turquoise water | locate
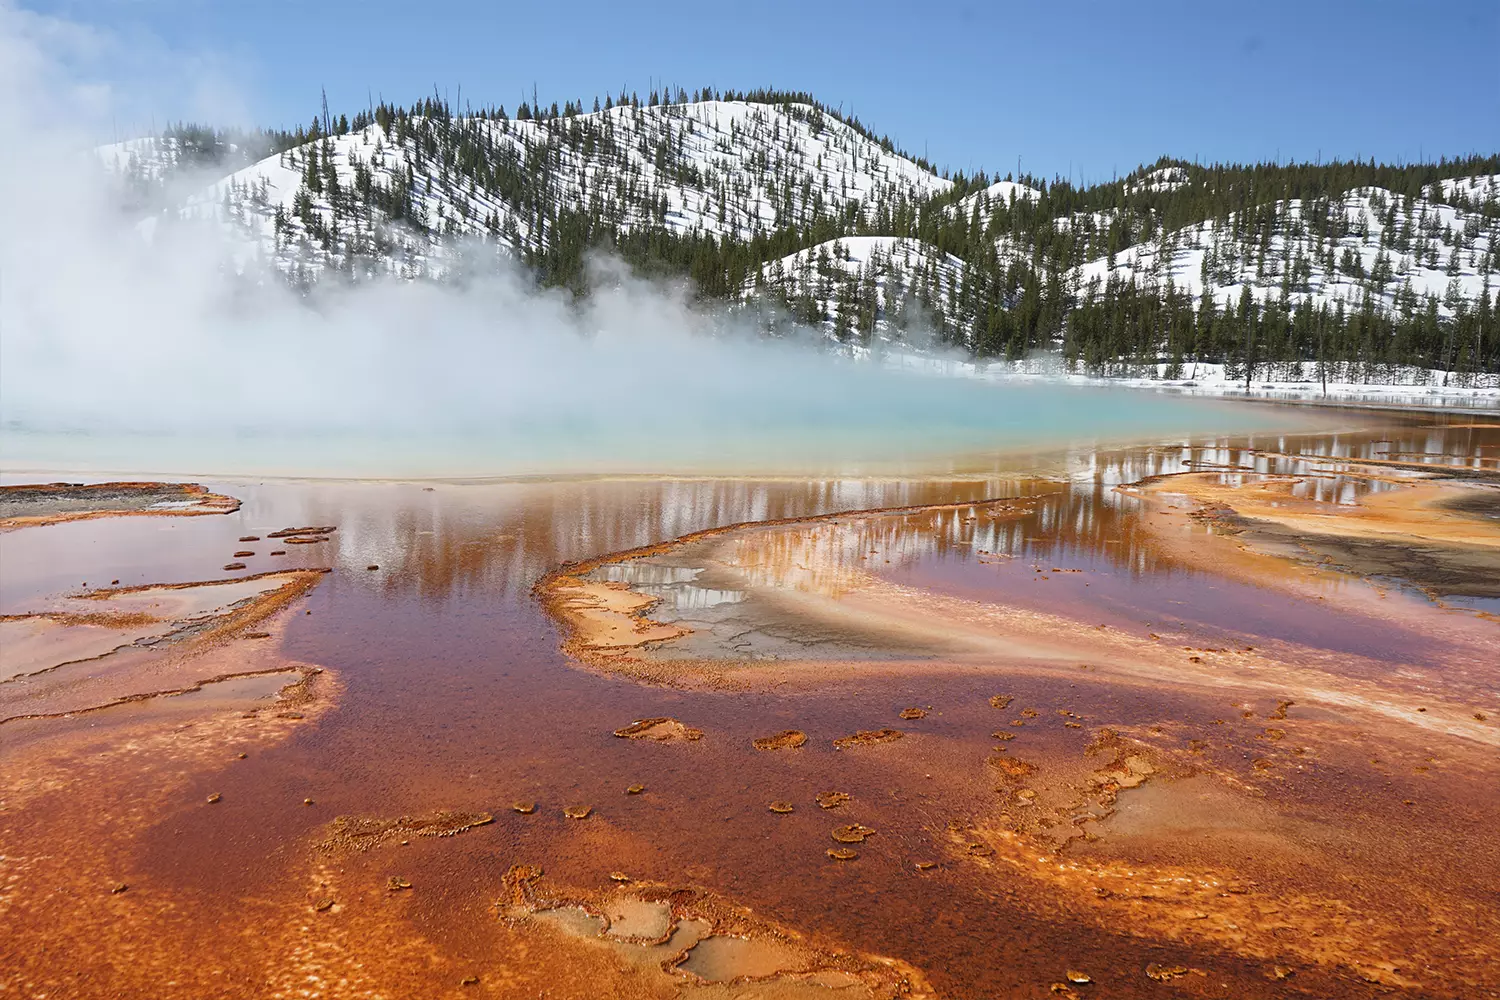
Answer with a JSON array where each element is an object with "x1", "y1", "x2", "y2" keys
[{"x1": 0, "y1": 374, "x2": 1294, "y2": 479}]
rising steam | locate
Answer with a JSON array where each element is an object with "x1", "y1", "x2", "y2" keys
[{"x1": 0, "y1": 4, "x2": 1278, "y2": 478}]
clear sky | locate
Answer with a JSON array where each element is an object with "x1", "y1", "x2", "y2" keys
[{"x1": 22, "y1": 0, "x2": 1500, "y2": 182}]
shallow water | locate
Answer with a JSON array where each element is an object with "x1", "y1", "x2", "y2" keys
[{"x1": 2, "y1": 409, "x2": 1498, "y2": 999}]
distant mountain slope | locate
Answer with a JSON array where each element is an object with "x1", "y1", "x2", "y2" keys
[
  {"x1": 1069, "y1": 179, "x2": 1498, "y2": 318},
  {"x1": 746, "y1": 236, "x2": 967, "y2": 344},
  {"x1": 138, "y1": 100, "x2": 949, "y2": 283},
  {"x1": 98, "y1": 95, "x2": 1500, "y2": 377}
]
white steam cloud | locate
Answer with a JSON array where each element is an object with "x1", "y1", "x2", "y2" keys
[{"x1": 0, "y1": 4, "x2": 1275, "y2": 479}]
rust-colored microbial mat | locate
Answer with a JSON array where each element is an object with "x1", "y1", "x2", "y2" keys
[{"x1": 2, "y1": 415, "x2": 1499, "y2": 999}]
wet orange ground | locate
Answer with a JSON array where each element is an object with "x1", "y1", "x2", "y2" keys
[{"x1": 2, "y1": 411, "x2": 1498, "y2": 999}]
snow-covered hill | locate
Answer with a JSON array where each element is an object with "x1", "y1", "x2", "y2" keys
[
  {"x1": 128, "y1": 100, "x2": 951, "y2": 281},
  {"x1": 746, "y1": 235, "x2": 967, "y2": 342},
  {"x1": 1068, "y1": 180, "x2": 1500, "y2": 318},
  {"x1": 948, "y1": 179, "x2": 1041, "y2": 220},
  {"x1": 95, "y1": 100, "x2": 1499, "y2": 376}
]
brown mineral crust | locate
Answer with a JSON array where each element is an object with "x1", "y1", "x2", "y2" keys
[
  {"x1": 537, "y1": 577, "x2": 693, "y2": 661},
  {"x1": 752, "y1": 729, "x2": 808, "y2": 750},
  {"x1": 833, "y1": 728, "x2": 904, "y2": 748},
  {"x1": 611, "y1": 717, "x2": 703, "y2": 741},
  {"x1": 319, "y1": 810, "x2": 495, "y2": 853},
  {"x1": 831, "y1": 823, "x2": 875, "y2": 843},
  {"x1": 502, "y1": 875, "x2": 935, "y2": 997},
  {"x1": 0, "y1": 609, "x2": 159, "y2": 631},
  {"x1": 0, "y1": 481, "x2": 241, "y2": 530}
]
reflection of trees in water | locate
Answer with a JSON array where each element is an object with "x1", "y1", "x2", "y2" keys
[
  {"x1": 288, "y1": 419, "x2": 1497, "y2": 604},
  {"x1": 328, "y1": 478, "x2": 1021, "y2": 604}
]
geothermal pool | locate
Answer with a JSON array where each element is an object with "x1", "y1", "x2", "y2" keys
[{"x1": 2, "y1": 410, "x2": 1498, "y2": 999}]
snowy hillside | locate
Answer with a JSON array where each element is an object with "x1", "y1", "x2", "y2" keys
[
  {"x1": 97, "y1": 127, "x2": 292, "y2": 212},
  {"x1": 1069, "y1": 180, "x2": 1500, "y2": 318},
  {"x1": 129, "y1": 100, "x2": 950, "y2": 281},
  {"x1": 948, "y1": 179, "x2": 1041, "y2": 220},
  {"x1": 1124, "y1": 165, "x2": 1189, "y2": 195},
  {"x1": 746, "y1": 236, "x2": 967, "y2": 342},
  {"x1": 94, "y1": 93, "x2": 1500, "y2": 377}
]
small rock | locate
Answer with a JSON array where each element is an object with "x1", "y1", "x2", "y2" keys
[
  {"x1": 460, "y1": 975, "x2": 479, "y2": 986},
  {"x1": 223, "y1": 562, "x2": 246, "y2": 571},
  {"x1": 614, "y1": 717, "x2": 703, "y2": 741},
  {"x1": 313, "y1": 897, "x2": 335, "y2": 912},
  {"x1": 832, "y1": 728, "x2": 903, "y2": 749},
  {"x1": 814, "y1": 791, "x2": 850, "y2": 810},
  {"x1": 769, "y1": 801, "x2": 794, "y2": 814},
  {"x1": 831, "y1": 823, "x2": 875, "y2": 844},
  {"x1": 512, "y1": 802, "x2": 537, "y2": 814},
  {"x1": 206, "y1": 793, "x2": 222, "y2": 804},
  {"x1": 1145, "y1": 963, "x2": 1188, "y2": 981},
  {"x1": 562, "y1": 805, "x2": 592, "y2": 819},
  {"x1": 625, "y1": 784, "x2": 645, "y2": 795},
  {"x1": 366, "y1": 565, "x2": 379, "y2": 571},
  {"x1": 1065, "y1": 969, "x2": 1091, "y2": 984},
  {"x1": 110, "y1": 882, "x2": 129, "y2": 894},
  {"x1": 239, "y1": 536, "x2": 260, "y2": 542},
  {"x1": 826, "y1": 847, "x2": 859, "y2": 861},
  {"x1": 752, "y1": 729, "x2": 807, "y2": 750}
]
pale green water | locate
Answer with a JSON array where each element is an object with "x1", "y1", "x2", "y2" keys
[{"x1": 1, "y1": 378, "x2": 1298, "y2": 479}]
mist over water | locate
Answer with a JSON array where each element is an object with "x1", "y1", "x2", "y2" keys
[{"x1": 0, "y1": 6, "x2": 1288, "y2": 480}]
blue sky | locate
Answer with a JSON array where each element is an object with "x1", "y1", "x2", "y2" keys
[{"x1": 25, "y1": 0, "x2": 1500, "y2": 182}]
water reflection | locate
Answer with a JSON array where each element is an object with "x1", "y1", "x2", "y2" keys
[{"x1": 5, "y1": 410, "x2": 1498, "y2": 1000}]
